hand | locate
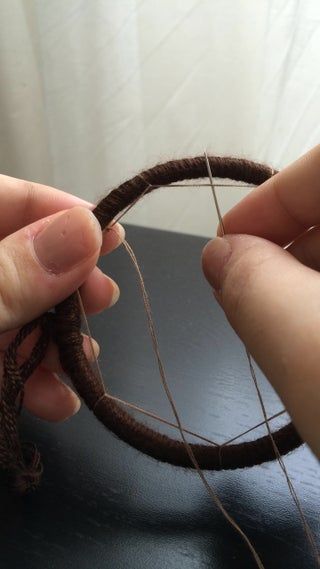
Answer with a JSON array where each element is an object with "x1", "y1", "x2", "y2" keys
[
  {"x1": 202, "y1": 145, "x2": 320, "y2": 458},
  {"x1": 0, "y1": 175, "x2": 124, "y2": 422}
]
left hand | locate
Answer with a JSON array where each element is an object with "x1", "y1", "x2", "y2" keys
[{"x1": 0, "y1": 175, "x2": 124, "y2": 423}]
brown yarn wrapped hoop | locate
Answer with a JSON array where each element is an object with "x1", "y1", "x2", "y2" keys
[
  {"x1": 52, "y1": 156, "x2": 302, "y2": 470},
  {"x1": 0, "y1": 155, "x2": 303, "y2": 493}
]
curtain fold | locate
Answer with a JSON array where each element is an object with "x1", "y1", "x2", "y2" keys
[{"x1": 0, "y1": 0, "x2": 319, "y2": 235}]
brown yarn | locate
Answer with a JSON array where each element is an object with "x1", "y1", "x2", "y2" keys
[
  {"x1": 0, "y1": 315, "x2": 51, "y2": 494},
  {"x1": 0, "y1": 155, "x2": 302, "y2": 493}
]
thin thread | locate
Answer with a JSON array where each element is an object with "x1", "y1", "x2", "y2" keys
[
  {"x1": 16, "y1": 156, "x2": 302, "y2": 563},
  {"x1": 246, "y1": 351, "x2": 320, "y2": 565},
  {"x1": 110, "y1": 185, "x2": 153, "y2": 227},
  {"x1": 109, "y1": 180, "x2": 253, "y2": 231},
  {"x1": 0, "y1": 155, "x2": 304, "y2": 507},
  {"x1": 221, "y1": 409, "x2": 286, "y2": 446},
  {"x1": 76, "y1": 229, "x2": 287, "y2": 449},
  {"x1": 76, "y1": 290, "x2": 109, "y2": 394},
  {"x1": 121, "y1": 238, "x2": 265, "y2": 569},
  {"x1": 75, "y1": 237, "x2": 268, "y2": 565},
  {"x1": 204, "y1": 155, "x2": 318, "y2": 564},
  {"x1": 145, "y1": 183, "x2": 255, "y2": 188},
  {"x1": 204, "y1": 151, "x2": 226, "y2": 234},
  {"x1": 92, "y1": 390, "x2": 286, "y2": 447},
  {"x1": 93, "y1": 392, "x2": 219, "y2": 445}
]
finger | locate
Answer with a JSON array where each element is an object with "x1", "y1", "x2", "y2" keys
[
  {"x1": 23, "y1": 367, "x2": 80, "y2": 422},
  {"x1": 202, "y1": 235, "x2": 320, "y2": 458},
  {"x1": 0, "y1": 332, "x2": 100, "y2": 373},
  {"x1": 220, "y1": 145, "x2": 320, "y2": 245},
  {"x1": 41, "y1": 334, "x2": 100, "y2": 371},
  {"x1": 0, "y1": 175, "x2": 125, "y2": 253},
  {"x1": 286, "y1": 226, "x2": 320, "y2": 271},
  {"x1": 79, "y1": 267, "x2": 120, "y2": 315},
  {"x1": 0, "y1": 175, "x2": 93, "y2": 236},
  {"x1": 42, "y1": 334, "x2": 100, "y2": 371},
  {"x1": 100, "y1": 223, "x2": 125, "y2": 255},
  {"x1": 0, "y1": 206, "x2": 102, "y2": 333}
]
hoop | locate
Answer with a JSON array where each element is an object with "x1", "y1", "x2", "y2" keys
[{"x1": 52, "y1": 156, "x2": 302, "y2": 470}]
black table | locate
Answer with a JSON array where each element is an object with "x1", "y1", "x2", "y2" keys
[{"x1": 0, "y1": 225, "x2": 319, "y2": 569}]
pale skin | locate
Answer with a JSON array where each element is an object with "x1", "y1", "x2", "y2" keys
[
  {"x1": 202, "y1": 144, "x2": 320, "y2": 459},
  {"x1": 0, "y1": 174, "x2": 124, "y2": 421},
  {"x1": 0, "y1": 146, "x2": 320, "y2": 461}
]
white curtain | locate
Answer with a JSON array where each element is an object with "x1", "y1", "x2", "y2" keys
[{"x1": 0, "y1": 0, "x2": 320, "y2": 236}]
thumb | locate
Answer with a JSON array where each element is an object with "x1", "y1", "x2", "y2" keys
[
  {"x1": 0, "y1": 206, "x2": 102, "y2": 333},
  {"x1": 202, "y1": 235, "x2": 320, "y2": 458}
]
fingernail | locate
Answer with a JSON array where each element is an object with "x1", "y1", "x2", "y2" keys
[
  {"x1": 213, "y1": 289, "x2": 222, "y2": 306},
  {"x1": 216, "y1": 222, "x2": 224, "y2": 237},
  {"x1": 90, "y1": 337, "x2": 100, "y2": 358},
  {"x1": 105, "y1": 222, "x2": 125, "y2": 251},
  {"x1": 55, "y1": 380, "x2": 81, "y2": 422},
  {"x1": 62, "y1": 389, "x2": 81, "y2": 421},
  {"x1": 34, "y1": 207, "x2": 102, "y2": 274},
  {"x1": 109, "y1": 279, "x2": 120, "y2": 307},
  {"x1": 202, "y1": 237, "x2": 232, "y2": 290},
  {"x1": 69, "y1": 392, "x2": 81, "y2": 416},
  {"x1": 115, "y1": 223, "x2": 125, "y2": 244},
  {"x1": 83, "y1": 334, "x2": 100, "y2": 360}
]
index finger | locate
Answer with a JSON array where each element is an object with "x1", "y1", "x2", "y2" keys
[
  {"x1": 220, "y1": 145, "x2": 320, "y2": 245},
  {"x1": 0, "y1": 175, "x2": 124, "y2": 253},
  {"x1": 0, "y1": 174, "x2": 92, "y2": 236}
]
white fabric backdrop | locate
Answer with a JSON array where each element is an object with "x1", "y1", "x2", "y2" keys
[{"x1": 0, "y1": 0, "x2": 320, "y2": 235}]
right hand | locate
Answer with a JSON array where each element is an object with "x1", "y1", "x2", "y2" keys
[{"x1": 202, "y1": 145, "x2": 320, "y2": 459}]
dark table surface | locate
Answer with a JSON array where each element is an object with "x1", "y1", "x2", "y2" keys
[{"x1": 0, "y1": 225, "x2": 319, "y2": 569}]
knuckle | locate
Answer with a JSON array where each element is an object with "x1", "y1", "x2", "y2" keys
[{"x1": 222, "y1": 245, "x2": 272, "y2": 324}]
